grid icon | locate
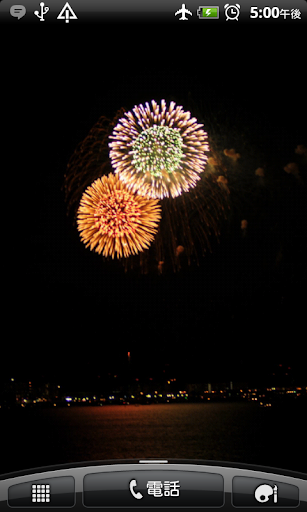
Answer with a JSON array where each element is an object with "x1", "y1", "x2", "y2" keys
[{"x1": 31, "y1": 484, "x2": 51, "y2": 503}]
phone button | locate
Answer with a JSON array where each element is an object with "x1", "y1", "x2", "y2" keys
[{"x1": 83, "y1": 469, "x2": 224, "y2": 507}]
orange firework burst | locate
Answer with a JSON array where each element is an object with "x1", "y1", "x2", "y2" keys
[
  {"x1": 77, "y1": 173, "x2": 161, "y2": 258},
  {"x1": 109, "y1": 99, "x2": 210, "y2": 199}
]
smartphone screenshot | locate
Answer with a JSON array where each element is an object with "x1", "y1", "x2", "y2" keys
[{"x1": 1, "y1": 1, "x2": 306, "y2": 510}]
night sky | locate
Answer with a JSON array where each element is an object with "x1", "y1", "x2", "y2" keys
[{"x1": 3, "y1": 26, "x2": 306, "y2": 391}]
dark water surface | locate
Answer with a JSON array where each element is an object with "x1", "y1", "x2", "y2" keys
[{"x1": 1, "y1": 403, "x2": 306, "y2": 476}]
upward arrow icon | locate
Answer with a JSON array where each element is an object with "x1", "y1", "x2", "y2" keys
[{"x1": 57, "y1": 2, "x2": 77, "y2": 22}]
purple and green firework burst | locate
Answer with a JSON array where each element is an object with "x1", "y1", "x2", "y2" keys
[{"x1": 109, "y1": 100, "x2": 210, "y2": 199}]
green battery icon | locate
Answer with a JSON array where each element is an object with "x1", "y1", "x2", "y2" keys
[{"x1": 197, "y1": 6, "x2": 219, "y2": 18}]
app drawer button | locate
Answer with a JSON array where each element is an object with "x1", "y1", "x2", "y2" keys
[{"x1": 8, "y1": 476, "x2": 75, "y2": 507}]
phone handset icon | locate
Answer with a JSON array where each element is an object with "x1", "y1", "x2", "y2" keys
[{"x1": 129, "y1": 479, "x2": 143, "y2": 500}]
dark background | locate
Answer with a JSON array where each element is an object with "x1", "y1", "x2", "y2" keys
[{"x1": 2, "y1": 24, "x2": 306, "y2": 393}]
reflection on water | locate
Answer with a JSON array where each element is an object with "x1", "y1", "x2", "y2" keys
[{"x1": 1, "y1": 403, "x2": 306, "y2": 475}]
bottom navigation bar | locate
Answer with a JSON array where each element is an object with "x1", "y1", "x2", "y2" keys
[{"x1": 1, "y1": 461, "x2": 305, "y2": 510}]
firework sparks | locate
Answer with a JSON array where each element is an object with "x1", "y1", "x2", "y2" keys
[
  {"x1": 64, "y1": 101, "x2": 230, "y2": 272},
  {"x1": 109, "y1": 99, "x2": 210, "y2": 199},
  {"x1": 63, "y1": 110, "x2": 125, "y2": 219},
  {"x1": 224, "y1": 148, "x2": 241, "y2": 161},
  {"x1": 77, "y1": 173, "x2": 161, "y2": 259}
]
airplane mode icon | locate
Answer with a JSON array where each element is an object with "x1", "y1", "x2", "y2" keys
[{"x1": 175, "y1": 3, "x2": 192, "y2": 19}]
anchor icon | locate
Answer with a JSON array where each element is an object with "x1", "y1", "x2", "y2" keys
[{"x1": 34, "y1": 2, "x2": 49, "y2": 20}]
